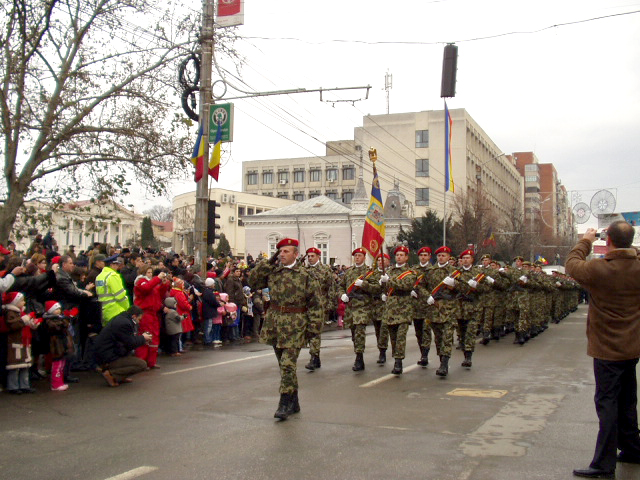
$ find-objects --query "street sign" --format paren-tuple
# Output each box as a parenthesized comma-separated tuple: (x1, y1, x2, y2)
(209, 103, 233, 142)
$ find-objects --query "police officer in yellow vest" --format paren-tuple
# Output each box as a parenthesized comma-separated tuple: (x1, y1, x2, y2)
(96, 255, 130, 326)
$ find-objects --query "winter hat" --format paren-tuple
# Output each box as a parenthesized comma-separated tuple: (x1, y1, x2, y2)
(164, 297, 177, 309)
(3, 291, 23, 306)
(219, 292, 229, 302)
(224, 302, 237, 313)
(242, 286, 251, 295)
(205, 278, 215, 287)
(206, 271, 217, 279)
(45, 300, 62, 314)
(51, 255, 61, 265)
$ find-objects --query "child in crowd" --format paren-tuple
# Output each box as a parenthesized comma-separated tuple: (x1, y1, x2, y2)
(212, 292, 224, 347)
(163, 297, 183, 357)
(337, 297, 346, 329)
(44, 301, 74, 391)
(242, 286, 254, 342)
(2, 292, 38, 394)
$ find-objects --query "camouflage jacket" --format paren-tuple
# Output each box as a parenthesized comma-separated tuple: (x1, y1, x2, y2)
(306, 261, 336, 311)
(424, 263, 459, 301)
(382, 263, 417, 325)
(339, 264, 376, 325)
(412, 262, 434, 318)
(456, 266, 489, 303)
(249, 259, 322, 348)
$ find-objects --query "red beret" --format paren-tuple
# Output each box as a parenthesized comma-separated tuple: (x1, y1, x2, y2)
(459, 249, 474, 259)
(276, 238, 299, 249)
(377, 253, 391, 259)
(435, 246, 451, 255)
(394, 245, 409, 255)
(417, 247, 432, 255)
(352, 248, 366, 256)
(306, 247, 321, 256)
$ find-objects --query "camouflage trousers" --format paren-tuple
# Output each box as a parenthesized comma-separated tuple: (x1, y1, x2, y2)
(457, 318, 480, 352)
(431, 321, 455, 358)
(308, 315, 325, 356)
(274, 347, 301, 395)
(350, 324, 367, 353)
(493, 305, 506, 328)
(388, 323, 410, 359)
(481, 306, 495, 333)
(373, 320, 389, 350)
(506, 293, 530, 333)
(412, 318, 432, 349)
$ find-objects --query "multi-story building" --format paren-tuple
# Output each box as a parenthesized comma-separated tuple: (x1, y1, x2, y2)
(242, 109, 524, 223)
(171, 188, 297, 257)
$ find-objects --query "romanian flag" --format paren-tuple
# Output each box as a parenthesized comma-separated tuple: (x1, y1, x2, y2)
(208, 121, 222, 181)
(190, 126, 205, 182)
(362, 163, 386, 259)
(482, 227, 497, 248)
(444, 101, 454, 192)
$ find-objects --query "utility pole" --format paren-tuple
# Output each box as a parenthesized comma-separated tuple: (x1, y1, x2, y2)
(195, 0, 215, 272)
(384, 70, 392, 114)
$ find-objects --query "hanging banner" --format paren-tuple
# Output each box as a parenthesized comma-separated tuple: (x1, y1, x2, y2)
(217, 0, 244, 27)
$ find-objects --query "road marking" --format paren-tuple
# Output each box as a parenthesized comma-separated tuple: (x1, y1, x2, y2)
(161, 353, 273, 376)
(359, 364, 421, 388)
(447, 388, 508, 398)
(104, 466, 158, 480)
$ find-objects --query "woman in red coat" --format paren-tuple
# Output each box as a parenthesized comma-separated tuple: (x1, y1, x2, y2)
(169, 278, 194, 352)
(134, 266, 170, 368)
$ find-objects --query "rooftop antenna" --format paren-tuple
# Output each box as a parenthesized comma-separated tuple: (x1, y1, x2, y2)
(384, 70, 392, 114)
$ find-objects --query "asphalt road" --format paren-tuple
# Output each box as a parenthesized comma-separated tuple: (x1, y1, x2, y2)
(2, 304, 640, 480)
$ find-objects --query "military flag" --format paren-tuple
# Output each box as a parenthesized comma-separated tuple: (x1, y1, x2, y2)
(209, 121, 222, 181)
(482, 227, 497, 248)
(444, 101, 454, 192)
(190, 126, 204, 182)
(362, 161, 386, 259)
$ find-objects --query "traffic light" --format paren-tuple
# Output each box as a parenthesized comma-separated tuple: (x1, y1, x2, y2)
(207, 200, 221, 244)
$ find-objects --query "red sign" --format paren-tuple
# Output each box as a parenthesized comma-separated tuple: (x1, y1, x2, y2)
(218, 0, 241, 16)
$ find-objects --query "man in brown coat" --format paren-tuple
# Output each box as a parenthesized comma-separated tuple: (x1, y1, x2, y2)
(566, 221, 640, 479)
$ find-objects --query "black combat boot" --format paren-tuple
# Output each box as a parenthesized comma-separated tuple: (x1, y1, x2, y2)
(352, 352, 365, 371)
(436, 356, 449, 377)
(391, 358, 403, 375)
(491, 328, 501, 341)
(314, 354, 321, 369)
(462, 351, 473, 368)
(516, 331, 526, 345)
(377, 349, 387, 364)
(417, 347, 429, 367)
(305, 355, 317, 371)
(481, 331, 491, 345)
(291, 390, 300, 414)
(274, 393, 293, 420)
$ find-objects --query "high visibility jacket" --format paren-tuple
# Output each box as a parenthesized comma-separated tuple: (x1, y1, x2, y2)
(96, 267, 130, 325)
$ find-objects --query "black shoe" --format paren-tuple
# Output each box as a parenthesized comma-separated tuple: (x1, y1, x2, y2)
(314, 355, 321, 369)
(376, 349, 386, 365)
(291, 390, 300, 414)
(417, 347, 429, 367)
(352, 352, 365, 372)
(461, 351, 472, 368)
(436, 356, 449, 377)
(391, 358, 403, 375)
(274, 393, 293, 420)
(7, 389, 22, 395)
(20, 388, 36, 394)
(64, 376, 80, 383)
(572, 468, 614, 479)
(305, 356, 316, 371)
(618, 452, 640, 464)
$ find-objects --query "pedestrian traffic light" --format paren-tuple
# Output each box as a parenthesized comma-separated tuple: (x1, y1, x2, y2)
(207, 200, 221, 244)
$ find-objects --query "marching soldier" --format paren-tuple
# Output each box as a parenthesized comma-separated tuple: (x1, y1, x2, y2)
(339, 248, 375, 372)
(380, 245, 417, 375)
(369, 253, 390, 364)
(503, 256, 534, 345)
(248, 238, 322, 421)
(489, 259, 510, 339)
(479, 254, 497, 344)
(303, 247, 335, 371)
(411, 246, 434, 367)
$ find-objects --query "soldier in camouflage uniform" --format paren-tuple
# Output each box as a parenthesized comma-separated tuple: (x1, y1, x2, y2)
(417, 246, 460, 377)
(411, 247, 434, 367)
(369, 253, 390, 364)
(339, 248, 375, 372)
(455, 249, 492, 368)
(489, 259, 510, 339)
(479, 254, 500, 344)
(502, 256, 535, 345)
(380, 245, 417, 375)
(303, 247, 336, 371)
(248, 238, 322, 421)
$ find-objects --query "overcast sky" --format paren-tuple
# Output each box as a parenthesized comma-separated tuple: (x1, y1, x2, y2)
(139, 0, 640, 229)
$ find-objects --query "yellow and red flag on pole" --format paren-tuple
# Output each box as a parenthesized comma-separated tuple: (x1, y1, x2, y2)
(190, 126, 204, 182)
(208, 121, 222, 181)
(444, 101, 454, 192)
(362, 159, 386, 259)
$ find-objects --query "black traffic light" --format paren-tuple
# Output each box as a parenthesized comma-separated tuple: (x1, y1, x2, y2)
(207, 200, 221, 244)
(440, 43, 458, 98)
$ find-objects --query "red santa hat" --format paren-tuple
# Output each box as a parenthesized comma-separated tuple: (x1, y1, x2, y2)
(435, 246, 452, 255)
(417, 247, 432, 255)
(3, 291, 23, 306)
(45, 300, 62, 314)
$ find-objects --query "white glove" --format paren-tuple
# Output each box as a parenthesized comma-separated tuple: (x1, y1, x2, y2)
(381, 294, 388, 302)
(556, 281, 562, 287)
(427, 296, 435, 306)
(485, 276, 495, 285)
(354, 278, 363, 287)
(379, 274, 389, 284)
(498, 268, 505, 273)
(467, 279, 478, 289)
(411, 290, 418, 298)
(519, 275, 528, 283)
(340, 294, 350, 303)
(443, 276, 455, 287)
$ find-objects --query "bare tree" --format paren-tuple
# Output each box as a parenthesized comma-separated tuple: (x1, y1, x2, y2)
(0, 0, 238, 244)
(448, 189, 499, 255)
(144, 204, 173, 222)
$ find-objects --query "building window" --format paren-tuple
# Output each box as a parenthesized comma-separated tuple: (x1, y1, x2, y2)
(238, 206, 245, 216)
(293, 170, 305, 183)
(316, 242, 329, 265)
(525, 164, 538, 171)
(256, 209, 263, 214)
(293, 192, 305, 201)
(342, 190, 354, 204)
(326, 191, 338, 200)
(525, 175, 538, 182)
(309, 191, 320, 199)
(416, 130, 429, 148)
(342, 166, 355, 180)
(416, 159, 429, 177)
(310, 169, 321, 182)
(262, 172, 273, 184)
(262, 192, 273, 197)
(278, 171, 289, 184)
(247, 173, 258, 185)
(416, 188, 429, 206)
(277, 192, 289, 199)
(247, 207, 254, 215)
(326, 169, 338, 182)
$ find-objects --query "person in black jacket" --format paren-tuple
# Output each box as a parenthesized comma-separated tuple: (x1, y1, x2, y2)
(201, 278, 220, 347)
(93, 305, 150, 387)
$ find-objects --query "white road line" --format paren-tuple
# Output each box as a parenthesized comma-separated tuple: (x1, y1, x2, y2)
(161, 353, 273, 376)
(359, 364, 421, 388)
(104, 466, 158, 480)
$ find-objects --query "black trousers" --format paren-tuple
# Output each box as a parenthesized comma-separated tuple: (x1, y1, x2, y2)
(590, 357, 640, 471)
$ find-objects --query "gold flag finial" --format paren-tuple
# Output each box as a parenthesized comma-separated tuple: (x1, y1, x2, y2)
(368, 148, 377, 162)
